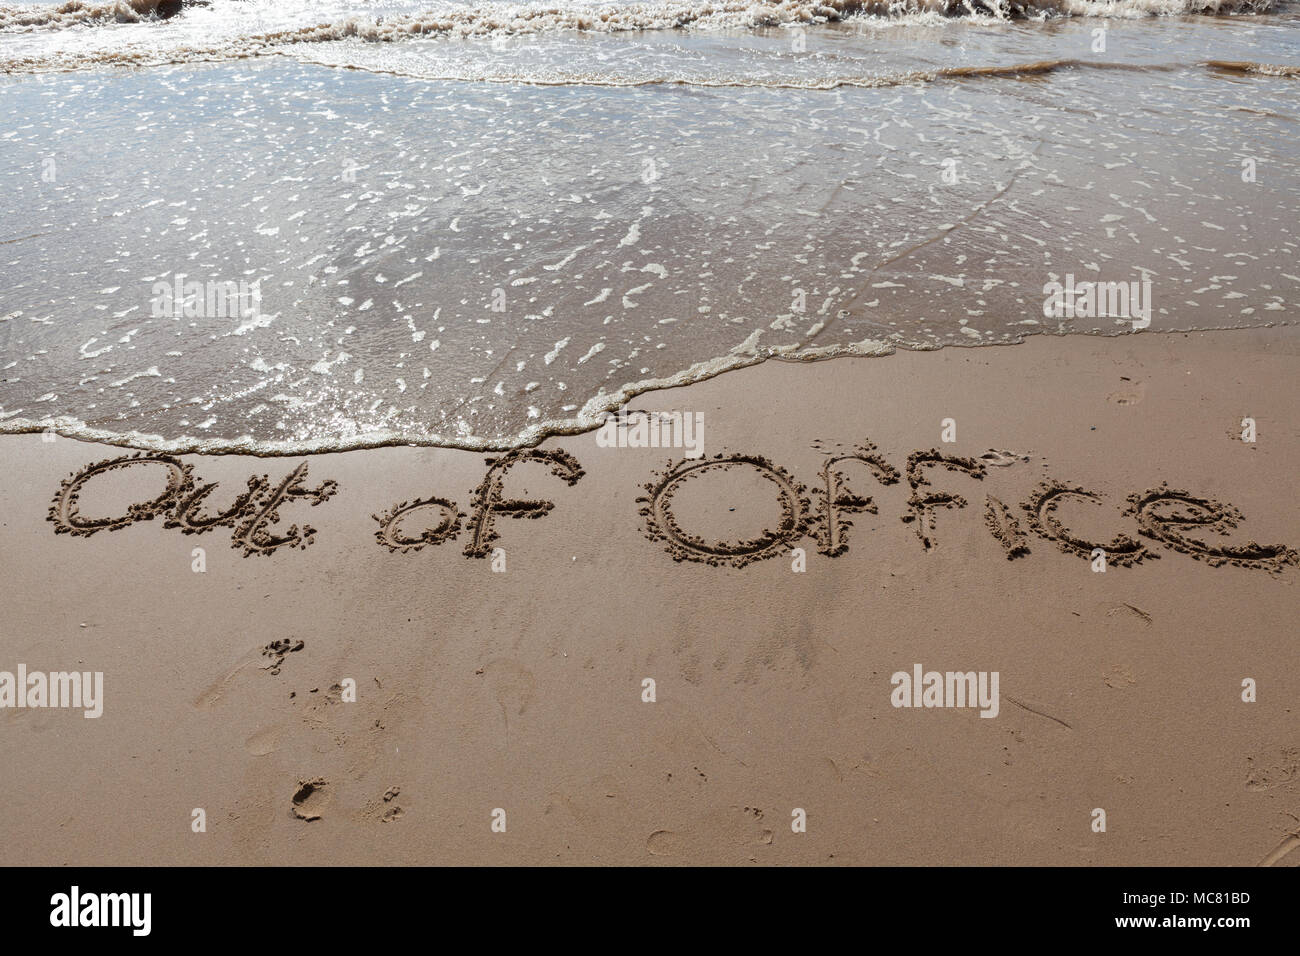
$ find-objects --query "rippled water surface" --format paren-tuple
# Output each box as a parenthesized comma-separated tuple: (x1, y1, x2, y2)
(1, 1, 1296, 451)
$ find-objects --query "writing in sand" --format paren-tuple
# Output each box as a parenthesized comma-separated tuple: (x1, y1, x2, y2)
(45, 445, 1298, 572)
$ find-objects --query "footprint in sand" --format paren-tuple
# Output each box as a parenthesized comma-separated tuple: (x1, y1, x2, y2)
(291, 778, 329, 821)
(646, 807, 776, 858)
(1104, 602, 1153, 626)
(260, 639, 304, 676)
(244, 726, 282, 757)
(1103, 665, 1137, 689)
(195, 640, 305, 710)
(381, 787, 404, 823)
(646, 829, 686, 857)
(1258, 830, 1300, 867)
(978, 449, 1029, 467)
(1246, 748, 1299, 792)
(1107, 381, 1146, 405)
(480, 659, 536, 731)
(362, 785, 405, 823)
(193, 650, 261, 710)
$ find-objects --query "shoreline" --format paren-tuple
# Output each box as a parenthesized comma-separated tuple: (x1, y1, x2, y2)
(3, 324, 1295, 458)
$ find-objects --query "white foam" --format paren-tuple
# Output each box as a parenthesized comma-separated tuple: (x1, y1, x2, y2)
(0, 0, 1281, 75)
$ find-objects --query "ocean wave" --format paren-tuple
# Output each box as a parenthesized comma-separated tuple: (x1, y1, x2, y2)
(0, 0, 186, 30)
(1207, 58, 1300, 74)
(0, 0, 1285, 75)
(0, 0, 1281, 37)
(0, 334, 890, 456)
(0, 321, 1273, 457)
(283, 54, 1195, 91)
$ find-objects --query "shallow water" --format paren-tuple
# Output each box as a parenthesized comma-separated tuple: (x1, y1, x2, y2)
(1, 2, 1296, 452)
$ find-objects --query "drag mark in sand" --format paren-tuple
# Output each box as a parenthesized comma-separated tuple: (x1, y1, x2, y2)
(1004, 694, 1073, 730)
(1257, 831, 1300, 868)
(1109, 603, 1153, 626)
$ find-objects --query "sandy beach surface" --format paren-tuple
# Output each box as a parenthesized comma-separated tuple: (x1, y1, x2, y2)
(2, 327, 1296, 866)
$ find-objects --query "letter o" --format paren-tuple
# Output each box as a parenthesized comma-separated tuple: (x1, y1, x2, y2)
(372, 497, 463, 552)
(641, 456, 808, 567)
(49, 454, 193, 536)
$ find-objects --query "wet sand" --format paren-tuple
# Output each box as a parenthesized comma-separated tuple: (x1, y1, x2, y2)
(1, 327, 1297, 865)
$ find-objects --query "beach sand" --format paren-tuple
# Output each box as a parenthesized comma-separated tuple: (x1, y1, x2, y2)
(1, 327, 1298, 865)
